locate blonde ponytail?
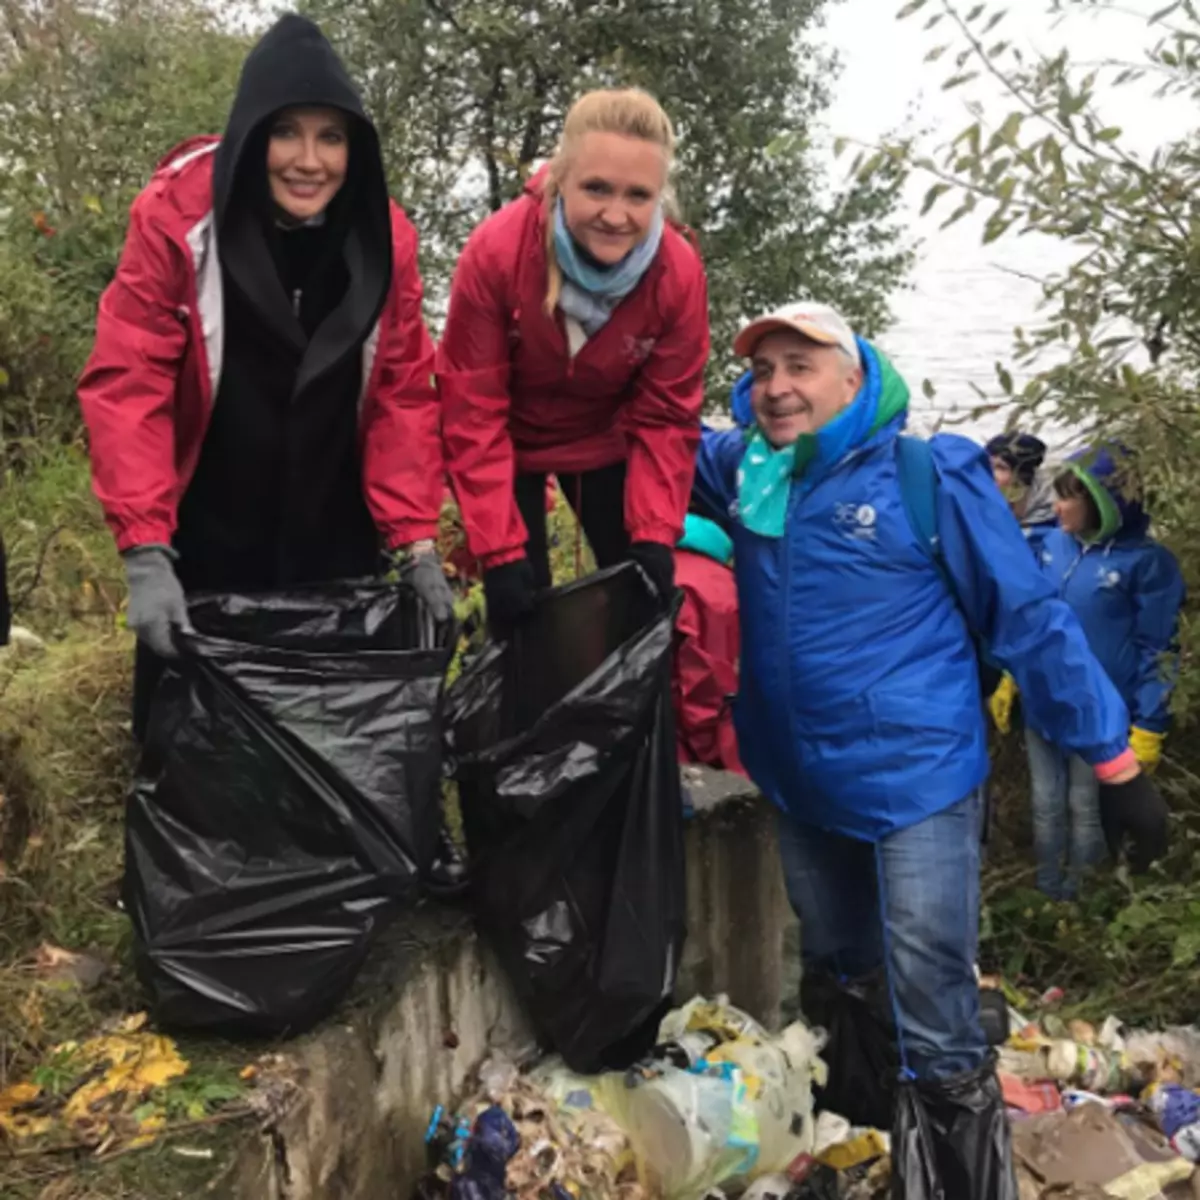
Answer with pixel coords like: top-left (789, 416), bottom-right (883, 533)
top-left (543, 88), bottom-right (677, 316)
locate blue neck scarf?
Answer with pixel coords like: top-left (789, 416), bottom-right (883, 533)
top-left (553, 197), bottom-right (664, 336)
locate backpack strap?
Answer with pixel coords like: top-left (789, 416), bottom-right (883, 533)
top-left (895, 435), bottom-right (941, 564)
top-left (895, 434), bottom-right (964, 620)
top-left (895, 435), bottom-right (989, 651)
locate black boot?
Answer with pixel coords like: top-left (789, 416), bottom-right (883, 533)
top-left (892, 1059), bottom-right (1017, 1200)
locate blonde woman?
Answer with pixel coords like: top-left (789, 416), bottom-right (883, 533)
top-left (438, 88), bottom-right (710, 630)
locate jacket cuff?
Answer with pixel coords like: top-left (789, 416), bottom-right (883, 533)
top-left (1094, 748), bottom-right (1138, 782)
top-left (115, 525), bottom-right (174, 554)
top-left (628, 522), bottom-right (682, 548)
top-left (384, 520), bottom-right (440, 550)
top-left (480, 546), bottom-right (527, 570)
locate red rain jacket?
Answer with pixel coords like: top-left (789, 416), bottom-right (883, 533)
top-left (674, 548), bottom-right (744, 775)
top-left (78, 137), bottom-right (443, 553)
top-left (437, 169), bottom-right (710, 569)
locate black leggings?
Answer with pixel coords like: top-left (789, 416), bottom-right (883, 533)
top-left (514, 462), bottom-right (631, 589)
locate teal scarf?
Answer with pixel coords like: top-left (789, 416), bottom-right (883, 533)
top-left (737, 432), bottom-right (798, 537)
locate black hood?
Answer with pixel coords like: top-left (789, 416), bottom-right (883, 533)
top-left (212, 13), bottom-right (392, 394)
top-left (213, 13), bottom-right (381, 231)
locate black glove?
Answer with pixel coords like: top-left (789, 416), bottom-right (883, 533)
top-left (628, 540), bottom-right (675, 603)
top-left (483, 558), bottom-right (537, 633)
top-left (1099, 772), bottom-right (1169, 873)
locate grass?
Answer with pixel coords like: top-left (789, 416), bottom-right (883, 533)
top-left (1, 445), bottom-right (132, 1089)
top-left (0, 448), bottom-right (256, 1197)
top-left (979, 727), bottom-right (1200, 1028)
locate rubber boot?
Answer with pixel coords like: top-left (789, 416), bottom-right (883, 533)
top-left (891, 1081), bottom-right (943, 1200)
top-left (917, 1059), bottom-right (1017, 1200)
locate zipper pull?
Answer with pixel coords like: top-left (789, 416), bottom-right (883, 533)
top-left (292, 288), bottom-right (302, 318)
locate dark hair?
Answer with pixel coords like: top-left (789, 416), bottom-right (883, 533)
top-left (1053, 469), bottom-right (1101, 533)
top-left (987, 432), bottom-right (1047, 487)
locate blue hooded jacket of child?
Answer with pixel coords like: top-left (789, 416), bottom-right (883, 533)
top-left (1039, 447), bottom-right (1185, 735)
top-left (697, 341), bottom-right (1130, 841)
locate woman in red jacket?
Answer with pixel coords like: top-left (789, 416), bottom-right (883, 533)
top-left (438, 88), bottom-right (710, 629)
top-left (78, 14), bottom-right (452, 740)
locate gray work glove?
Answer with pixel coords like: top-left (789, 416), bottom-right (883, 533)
top-left (400, 542), bottom-right (454, 624)
top-left (123, 545), bottom-right (190, 658)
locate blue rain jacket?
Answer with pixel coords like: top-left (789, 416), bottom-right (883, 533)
top-left (698, 342), bottom-right (1130, 841)
top-left (1039, 447), bottom-right (1185, 735)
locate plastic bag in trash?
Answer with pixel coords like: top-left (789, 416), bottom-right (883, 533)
top-left (446, 565), bottom-right (687, 1073)
top-left (800, 969), bottom-right (898, 1131)
top-left (450, 1107), bottom-right (521, 1200)
top-left (597, 1061), bottom-right (759, 1199)
top-left (658, 995), bottom-right (828, 1175)
top-left (124, 583), bottom-right (454, 1036)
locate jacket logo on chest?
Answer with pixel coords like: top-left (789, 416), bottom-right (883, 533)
top-left (1097, 565), bottom-right (1122, 589)
top-left (834, 502), bottom-right (878, 541)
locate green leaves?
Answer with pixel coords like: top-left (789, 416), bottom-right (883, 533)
top-left (889, 0), bottom-right (1200, 746)
top-left (303, 0), bottom-right (912, 405)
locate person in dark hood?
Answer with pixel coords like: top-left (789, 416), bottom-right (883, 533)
top-left (78, 14), bottom-right (452, 741)
top-left (987, 431), bottom-right (1056, 558)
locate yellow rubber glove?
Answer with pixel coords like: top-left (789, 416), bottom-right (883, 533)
top-left (1130, 726), bottom-right (1164, 774)
top-left (988, 673), bottom-right (1017, 736)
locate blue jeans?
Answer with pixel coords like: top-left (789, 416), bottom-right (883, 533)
top-left (1024, 727), bottom-right (1103, 901)
top-left (777, 790), bottom-right (986, 1082)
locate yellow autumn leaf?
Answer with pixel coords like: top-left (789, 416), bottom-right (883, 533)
top-left (82, 194), bottom-right (103, 214)
top-left (127, 1112), bottom-right (166, 1150)
top-left (0, 1082), bottom-right (53, 1140)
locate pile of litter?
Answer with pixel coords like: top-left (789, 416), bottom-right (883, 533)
top-left (415, 996), bottom-right (894, 1200)
top-left (985, 975), bottom-right (1200, 1198)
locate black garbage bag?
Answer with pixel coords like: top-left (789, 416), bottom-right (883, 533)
top-left (446, 564), bottom-right (686, 1074)
top-left (892, 1061), bottom-right (1018, 1200)
top-left (124, 583), bottom-right (454, 1037)
top-left (801, 968), bottom-right (898, 1130)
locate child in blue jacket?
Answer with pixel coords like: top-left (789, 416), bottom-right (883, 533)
top-left (1026, 446), bottom-right (1185, 900)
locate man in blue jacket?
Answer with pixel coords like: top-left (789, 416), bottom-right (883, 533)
top-left (699, 300), bottom-right (1167, 1198)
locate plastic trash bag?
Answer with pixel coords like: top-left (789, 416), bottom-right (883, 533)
top-left (892, 1063), bottom-right (1018, 1200)
top-left (446, 564), bottom-right (686, 1073)
top-left (800, 969), bottom-right (898, 1131)
top-left (597, 1061), bottom-right (758, 1199)
top-left (591, 997), bottom-right (826, 1199)
top-left (124, 583), bottom-right (454, 1036)
top-left (658, 996), bottom-right (828, 1174)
